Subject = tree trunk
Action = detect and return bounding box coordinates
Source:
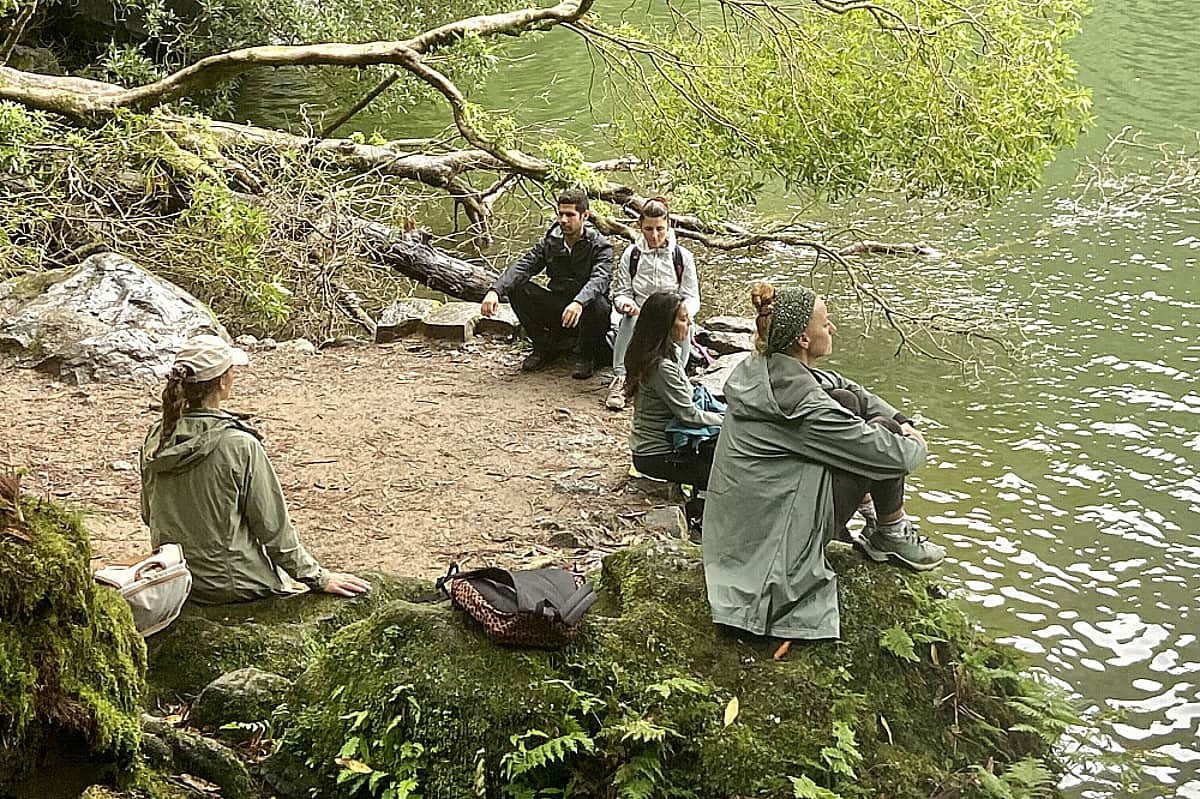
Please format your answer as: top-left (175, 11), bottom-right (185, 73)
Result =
top-left (352, 221), bottom-right (498, 302)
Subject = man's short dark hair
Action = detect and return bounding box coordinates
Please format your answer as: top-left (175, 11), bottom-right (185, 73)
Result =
top-left (557, 188), bottom-right (590, 213)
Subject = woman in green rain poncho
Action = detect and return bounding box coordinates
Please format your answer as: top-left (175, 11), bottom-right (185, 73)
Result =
top-left (703, 283), bottom-right (945, 640)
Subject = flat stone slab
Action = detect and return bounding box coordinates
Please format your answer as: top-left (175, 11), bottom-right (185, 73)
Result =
top-left (476, 303), bottom-right (520, 337)
top-left (695, 328), bottom-right (753, 356)
top-left (376, 298), bottom-right (441, 343)
top-left (693, 351), bottom-right (751, 399)
top-left (702, 315), bottom-right (755, 335)
top-left (420, 301), bottom-right (481, 342)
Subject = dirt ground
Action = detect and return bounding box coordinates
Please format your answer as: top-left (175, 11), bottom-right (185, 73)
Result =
top-left (1, 337), bottom-right (683, 579)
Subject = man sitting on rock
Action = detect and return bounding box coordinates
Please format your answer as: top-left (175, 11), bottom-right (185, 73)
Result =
top-left (480, 189), bottom-right (614, 379)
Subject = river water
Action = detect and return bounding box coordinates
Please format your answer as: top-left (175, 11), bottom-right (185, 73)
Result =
top-left (238, 3), bottom-right (1200, 794)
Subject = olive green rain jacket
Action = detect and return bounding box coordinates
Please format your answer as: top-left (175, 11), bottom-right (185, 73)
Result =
top-left (702, 354), bottom-right (925, 640)
top-left (140, 409), bottom-right (329, 604)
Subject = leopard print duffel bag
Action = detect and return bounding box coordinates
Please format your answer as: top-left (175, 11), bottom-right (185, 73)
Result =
top-left (436, 564), bottom-right (596, 649)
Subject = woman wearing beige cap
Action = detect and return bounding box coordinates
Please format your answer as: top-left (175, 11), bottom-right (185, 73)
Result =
top-left (139, 334), bottom-right (370, 604)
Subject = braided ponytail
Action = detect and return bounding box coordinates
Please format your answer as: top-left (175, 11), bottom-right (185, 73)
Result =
top-left (155, 365), bottom-right (191, 457)
top-left (152, 366), bottom-right (225, 457)
top-left (750, 282), bottom-right (777, 355)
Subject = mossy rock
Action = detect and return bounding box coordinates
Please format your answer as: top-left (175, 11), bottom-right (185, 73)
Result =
top-left (262, 541), bottom-right (1065, 799)
top-left (145, 573), bottom-right (429, 702)
top-left (0, 499), bottom-right (146, 795)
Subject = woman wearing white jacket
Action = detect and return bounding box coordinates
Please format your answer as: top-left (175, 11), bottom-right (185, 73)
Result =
top-left (608, 198), bottom-right (701, 410)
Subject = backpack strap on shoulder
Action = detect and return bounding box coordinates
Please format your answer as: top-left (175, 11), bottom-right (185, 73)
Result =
top-left (673, 245), bottom-right (686, 285)
top-left (628, 247), bottom-right (641, 281)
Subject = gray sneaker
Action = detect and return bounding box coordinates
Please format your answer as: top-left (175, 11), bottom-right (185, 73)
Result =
top-left (860, 522), bottom-right (946, 571)
top-left (605, 376), bottom-right (626, 410)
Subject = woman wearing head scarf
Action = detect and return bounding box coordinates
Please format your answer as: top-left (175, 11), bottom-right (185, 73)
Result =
top-left (703, 283), bottom-right (944, 640)
top-left (140, 335), bottom-right (370, 604)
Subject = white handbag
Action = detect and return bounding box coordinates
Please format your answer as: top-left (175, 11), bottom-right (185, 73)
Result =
top-left (95, 543), bottom-right (193, 636)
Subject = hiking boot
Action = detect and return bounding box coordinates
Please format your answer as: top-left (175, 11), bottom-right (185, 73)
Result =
top-left (859, 521), bottom-right (946, 571)
top-left (522, 350), bottom-right (553, 372)
top-left (605, 376), bottom-right (626, 410)
top-left (571, 357), bottom-right (595, 380)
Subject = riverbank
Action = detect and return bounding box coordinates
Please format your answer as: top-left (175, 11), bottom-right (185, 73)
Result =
top-left (1, 338), bottom-right (664, 578)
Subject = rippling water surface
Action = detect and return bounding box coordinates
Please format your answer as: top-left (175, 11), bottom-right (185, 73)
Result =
top-left (236, 2), bottom-right (1200, 793)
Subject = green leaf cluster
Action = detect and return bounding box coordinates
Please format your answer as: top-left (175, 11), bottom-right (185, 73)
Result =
top-left (181, 180), bottom-right (294, 327)
top-left (602, 0), bottom-right (1092, 214)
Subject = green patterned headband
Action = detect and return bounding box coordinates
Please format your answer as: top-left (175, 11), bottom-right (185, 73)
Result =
top-left (767, 287), bottom-right (817, 354)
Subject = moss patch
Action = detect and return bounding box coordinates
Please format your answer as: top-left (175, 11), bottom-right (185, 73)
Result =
top-left (268, 541), bottom-right (1068, 799)
top-left (145, 572), bottom-right (429, 702)
top-left (0, 498), bottom-right (146, 790)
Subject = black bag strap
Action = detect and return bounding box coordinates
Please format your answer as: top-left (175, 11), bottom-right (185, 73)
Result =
top-left (556, 583), bottom-right (598, 626)
top-left (628, 246), bottom-right (686, 285)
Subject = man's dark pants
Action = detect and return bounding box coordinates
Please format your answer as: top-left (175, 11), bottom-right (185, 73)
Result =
top-left (508, 282), bottom-right (612, 365)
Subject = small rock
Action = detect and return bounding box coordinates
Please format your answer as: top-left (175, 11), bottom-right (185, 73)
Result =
top-left (233, 334), bottom-right (258, 349)
top-left (476, 303), bottom-right (520, 337)
top-left (421, 301), bottom-right (481, 342)
top-left (259, 337), bottom-right (278, 350)
top-left (191, 667), bottom-right (292, 730)
top-left (110, 460), bottom-right (134, 472)
top-left (695, 328), bottom-right (754, 356)
top-left (376, 298), bottom-right (442, 343)
top-left (641, 506), bottom-right (688, 540)
top-left (702, 316), bottom-right (756, 335)
top-left (278, 338), bottom-right (316, 355)
top-left (318, 336), bottom-right (367, 350)
top-left (548, 531), bottom-right (583, 549)
top-left (554, 478), bottom-right (604, 496)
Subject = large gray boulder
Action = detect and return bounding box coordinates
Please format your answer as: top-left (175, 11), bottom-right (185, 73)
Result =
top-left (0, 253), bottom-right (227, 383)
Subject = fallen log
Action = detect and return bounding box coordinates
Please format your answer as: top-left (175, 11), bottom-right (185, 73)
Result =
top-left (351, 220), bottom-right (499, 302)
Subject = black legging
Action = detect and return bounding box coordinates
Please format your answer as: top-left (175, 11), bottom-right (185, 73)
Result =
top-left (826, 388), bottom-right (906, 530)
top-left (633, 437), bottom-right (716, 491)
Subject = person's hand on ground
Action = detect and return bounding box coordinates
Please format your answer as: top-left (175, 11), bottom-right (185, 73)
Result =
top-left (322, 572), bottom-right (372, 597)
top-left (480, 290), bottom-right (500, 317)
top-left (562, 301), bottom-right (584, 328)
top-left (901, 423), bottom-right (927, 449)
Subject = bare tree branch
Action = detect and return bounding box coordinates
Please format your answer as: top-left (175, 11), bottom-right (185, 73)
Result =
top-left (0, 0), bottom-right (592, 124)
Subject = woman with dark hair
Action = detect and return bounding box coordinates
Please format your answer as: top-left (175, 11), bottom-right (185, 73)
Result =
top-left (624, 291), bottom-right (723, 501)
top-left (140, 335), bottom-right (370, 604)
top-left (703, 283), bottom-right (944, 641)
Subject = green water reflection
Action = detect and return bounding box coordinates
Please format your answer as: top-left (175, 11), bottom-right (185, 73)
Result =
top-left (235, 2), bottom-right (1200, 794)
